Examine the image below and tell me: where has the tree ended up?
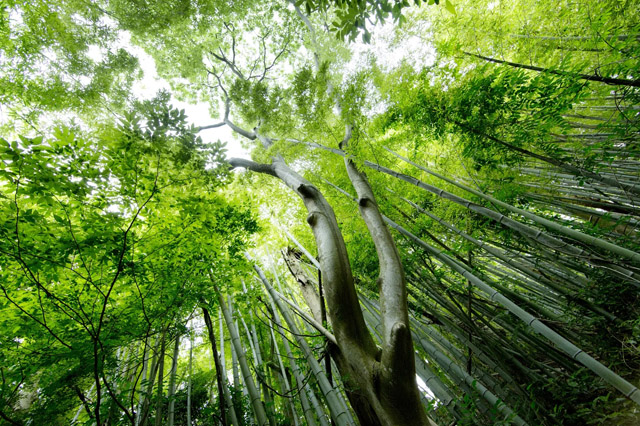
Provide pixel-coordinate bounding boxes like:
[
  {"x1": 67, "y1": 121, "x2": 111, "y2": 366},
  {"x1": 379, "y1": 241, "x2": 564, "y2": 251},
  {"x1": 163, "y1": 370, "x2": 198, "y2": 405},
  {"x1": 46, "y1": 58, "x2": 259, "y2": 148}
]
[
  {"x1": 1, "y1": 0, "x2": 640, "y2": 425},
  {"x1": 0, "y1": 0, "x2": 140, "y2": 135},
  {"x1": 0, "y1": 93, "x2": 257, "y2": 425}
]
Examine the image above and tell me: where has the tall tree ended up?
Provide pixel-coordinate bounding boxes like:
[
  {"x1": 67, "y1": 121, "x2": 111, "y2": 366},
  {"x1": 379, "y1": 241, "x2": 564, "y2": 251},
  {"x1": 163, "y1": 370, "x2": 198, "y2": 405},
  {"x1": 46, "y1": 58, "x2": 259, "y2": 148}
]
[{"x1": 2, "y1": 0, "x2": 640, "y2": 425}]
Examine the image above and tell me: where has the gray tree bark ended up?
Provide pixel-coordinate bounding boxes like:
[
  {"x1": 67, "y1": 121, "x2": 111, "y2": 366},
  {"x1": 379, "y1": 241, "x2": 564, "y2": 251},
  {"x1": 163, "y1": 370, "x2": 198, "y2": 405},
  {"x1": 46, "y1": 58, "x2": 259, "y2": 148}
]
[{"x1": 230, "y1": 152, "x2": 432, "y2": 425}]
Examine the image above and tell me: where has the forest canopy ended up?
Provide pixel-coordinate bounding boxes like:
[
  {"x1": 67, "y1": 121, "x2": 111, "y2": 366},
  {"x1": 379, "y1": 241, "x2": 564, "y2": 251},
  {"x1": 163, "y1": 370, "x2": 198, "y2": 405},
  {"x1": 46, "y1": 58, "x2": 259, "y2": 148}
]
[{"x1": 1, "y1": 0, "x2": 640, "y2": 425}]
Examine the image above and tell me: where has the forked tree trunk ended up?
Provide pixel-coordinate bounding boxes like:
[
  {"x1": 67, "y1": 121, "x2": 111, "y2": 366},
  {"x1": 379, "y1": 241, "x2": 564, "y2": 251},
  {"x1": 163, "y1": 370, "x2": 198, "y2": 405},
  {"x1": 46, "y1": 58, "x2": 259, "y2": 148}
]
[{"x1": 230, "y1": 153, "x2": 433, "y2": 425}]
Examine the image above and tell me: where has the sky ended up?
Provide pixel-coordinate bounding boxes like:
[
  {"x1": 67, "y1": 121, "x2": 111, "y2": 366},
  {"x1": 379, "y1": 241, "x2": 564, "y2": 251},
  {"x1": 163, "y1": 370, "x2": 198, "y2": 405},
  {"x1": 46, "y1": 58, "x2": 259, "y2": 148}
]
[
  {"x1": 125, "y1": 17, "x2": 435, "y2": 161},
  {"x1": 125, "y1": 40, "x2": 249, "y2": 160},
  {"x1": 124, "y1": 18, "x2": 438, "y2": 401}
]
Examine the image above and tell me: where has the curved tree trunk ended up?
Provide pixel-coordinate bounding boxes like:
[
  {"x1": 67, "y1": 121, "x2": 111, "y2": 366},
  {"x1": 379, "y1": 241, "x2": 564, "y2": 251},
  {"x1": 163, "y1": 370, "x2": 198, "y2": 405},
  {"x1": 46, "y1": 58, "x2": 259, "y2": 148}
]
[{"x1": 231, "y1": 152, "x2": 433, "y2": 425}]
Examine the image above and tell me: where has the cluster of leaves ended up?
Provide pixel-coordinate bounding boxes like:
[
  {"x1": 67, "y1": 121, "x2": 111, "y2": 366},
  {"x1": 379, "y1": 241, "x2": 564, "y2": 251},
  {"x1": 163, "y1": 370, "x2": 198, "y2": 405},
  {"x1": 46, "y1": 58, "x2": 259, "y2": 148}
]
[
  {"x1": 382, "y1": 64, "x2": 588, "y2": 170},
  {"x1": 0, "y1": 94, "x2": 258, "y2": 423},
  {"x1": 291, "y1": 62, "x2": 333, "y2": 131},
  {"x1": 298, "y1": 0, "x2": 453, "y2": 42},
  {"x1": 0, "y1": 0, "x2": 140, "y2": 127},
  {"x1": 229, "y1": 78, "x2": 295, "y2": 136}
]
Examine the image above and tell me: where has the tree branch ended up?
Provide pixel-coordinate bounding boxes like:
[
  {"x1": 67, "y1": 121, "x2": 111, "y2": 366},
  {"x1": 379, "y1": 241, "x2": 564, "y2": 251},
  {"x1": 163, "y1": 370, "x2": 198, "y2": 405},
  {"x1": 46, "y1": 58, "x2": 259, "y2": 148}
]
[
  {"x1": 341, "y1": 141, "x2": 413, "y2": 375},
  {"x1": 227, "y1": 158, "x2": 276, "y2": 176},
  {"x1": 196, "y1": 122, "x2": 225, "y2": 132},
  {"x1": 239, "y1": 156, "x2": 375, "y2": 353}
]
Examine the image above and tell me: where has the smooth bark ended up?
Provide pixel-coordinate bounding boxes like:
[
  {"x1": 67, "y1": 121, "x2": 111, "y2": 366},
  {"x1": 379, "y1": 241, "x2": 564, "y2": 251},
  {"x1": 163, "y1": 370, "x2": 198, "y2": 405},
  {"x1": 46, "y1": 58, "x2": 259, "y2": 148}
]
[
  {"x1": 218, "y1": 292, "x2": 269, "y2": 426},
  {"x1": 203, "y1": 307, "x2": 230, "y2": 426},
  {"x1": 167, "y1": 334, "x2": 180, "y2": 426}
]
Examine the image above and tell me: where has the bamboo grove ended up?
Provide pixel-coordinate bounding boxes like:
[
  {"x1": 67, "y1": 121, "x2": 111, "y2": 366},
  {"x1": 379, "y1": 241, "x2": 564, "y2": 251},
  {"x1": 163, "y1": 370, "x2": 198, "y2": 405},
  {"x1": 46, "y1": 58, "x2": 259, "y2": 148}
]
[{"x1": 1, "y1": 0, "x2": 639, "y2": 425}]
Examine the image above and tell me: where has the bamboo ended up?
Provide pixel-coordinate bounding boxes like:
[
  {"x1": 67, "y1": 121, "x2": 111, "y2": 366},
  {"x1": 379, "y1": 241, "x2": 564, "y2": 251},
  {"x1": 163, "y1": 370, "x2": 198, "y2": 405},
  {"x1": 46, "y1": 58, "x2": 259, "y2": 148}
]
[
  {"x1": 396, "y1": 192, "x2": 615, "y2": 319},
  {"x1": 385, "y1": 147, "x2": 640, "y2": 264},
  {"x1": 284, "y1": 328, "x2": 322, "y2": 426},
  {"x1": 139, "y1": 328, "x2": 166, "y2": 426},
  {"x1": 134, "y1": 336, "x2": 152, "y2": 426},
  {"x1": 187, "y1": 323, "x2": 192, "y2": 426},
  {"x1": 219, "y1": 292, "x2": 270, "y2": 426},
  {"x1": 383, "y1": 216, "x2": 640, "y2": 405},
  {"x1": 463, "y1": 52, "x2": 640, "y2": 87},
  {"x1": 269, "y1": 319, "x2": 300, "y2": 426},
  {"x1": 252, "y1": 260, "x2": 354, "y2": 426},
  {"x1": 216, "y1": 308, "x2": 240, "y2": 426},
  {"x1": 153, "y1": 332, "x2": 167, "y2": 426},
  {"x1": 167, "y1": 334, "x2": 180, "y2": 426}
]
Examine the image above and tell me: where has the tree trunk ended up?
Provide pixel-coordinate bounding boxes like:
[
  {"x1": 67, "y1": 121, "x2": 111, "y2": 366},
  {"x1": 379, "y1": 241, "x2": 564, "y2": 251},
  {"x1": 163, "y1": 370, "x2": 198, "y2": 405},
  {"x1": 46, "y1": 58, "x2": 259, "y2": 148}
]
[
  {"x1": 218, "y1": 291, "x2": 269, "y2": 426},
  {"x1": 282, "y1": 247, "x2": 322, "y2": 323},
  {"x1": 231, "y1": 152, "x2": 433, "y2": 425},
  {"x1": 153, "y1": 333, "x2": 167, "y2": 426},
  {"x1": 167, "y1": 334, "x2": 180, "y2": 426},
  {"x1": 203, "y1": 307, "x2": 232, "y2": 426}
]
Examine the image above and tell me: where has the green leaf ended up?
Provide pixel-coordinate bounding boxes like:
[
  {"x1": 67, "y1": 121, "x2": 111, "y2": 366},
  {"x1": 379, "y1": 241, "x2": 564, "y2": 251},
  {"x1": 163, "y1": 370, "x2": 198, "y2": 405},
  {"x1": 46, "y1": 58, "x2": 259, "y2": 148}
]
[{"x1": 445, "y1": 0, "x2": 456, "y2": 14}]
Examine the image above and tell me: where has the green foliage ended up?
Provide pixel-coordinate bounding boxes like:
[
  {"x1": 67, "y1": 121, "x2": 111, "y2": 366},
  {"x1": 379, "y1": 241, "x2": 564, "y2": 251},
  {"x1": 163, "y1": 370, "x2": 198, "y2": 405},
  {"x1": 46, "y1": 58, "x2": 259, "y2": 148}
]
[
  {"x1": 299, "y1": 0, "x2": 446, "y2": 42},
  {"x1": 0, "y1": 0, "x2": 141, "y2": 128},
  {"x1": 2, "y1": 0, "x2": 640, "y2": 425},
  {"x1": 122, "y1": 91, "x2": 228, "y2": 171},
  {"x1": 165, "y1": 370, "x2": 215, "y2": 425},
  {"x1": 292, "y1": 62, "x2": 333, "y2": 131},
  {"x1": 383, "y1": 64, "x2": 589, "y2": 170},
  {"x1": 0, "y1": 95, "x2": 258, "y2": 424}
]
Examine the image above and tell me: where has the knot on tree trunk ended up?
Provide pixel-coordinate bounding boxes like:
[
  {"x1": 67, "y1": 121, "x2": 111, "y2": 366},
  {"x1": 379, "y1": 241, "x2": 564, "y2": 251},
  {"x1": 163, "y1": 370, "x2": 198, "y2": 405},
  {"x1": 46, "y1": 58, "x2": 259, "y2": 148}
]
[
  {"x1": 297, "y1": 183, "x2": 314, "y2": 198},
  {"x1": 306, "y1": 212, "x2": 317, "y2": 226}
]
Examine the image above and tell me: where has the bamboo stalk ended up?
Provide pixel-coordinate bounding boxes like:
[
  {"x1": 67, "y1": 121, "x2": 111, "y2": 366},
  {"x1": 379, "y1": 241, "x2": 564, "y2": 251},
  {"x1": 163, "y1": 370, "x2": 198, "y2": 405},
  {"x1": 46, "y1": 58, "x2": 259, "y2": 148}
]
[
  {"x1": 252, "y1": 259, "x2": 355, "y2": 426},
  {"x1": 219, "y1": 292, "x2": 269, "y2": 426},
  {"x1": 385, "y1": 147, "x2": 640, "y2": 264}
]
